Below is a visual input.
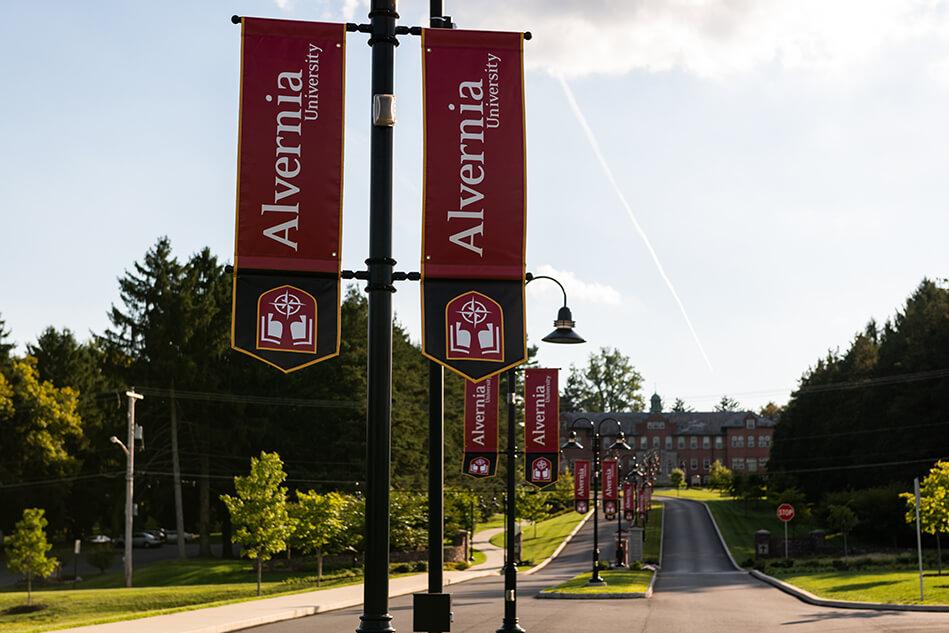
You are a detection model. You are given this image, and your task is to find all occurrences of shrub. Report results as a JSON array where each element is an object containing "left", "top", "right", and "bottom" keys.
[{"left": 86, "top": 544, "right": 116, "bottom": 574}]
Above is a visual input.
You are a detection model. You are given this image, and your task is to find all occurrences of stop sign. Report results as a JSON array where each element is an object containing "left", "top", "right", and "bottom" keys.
[{"left": 777, "top": 503, "right": 795, "bottom": 522}]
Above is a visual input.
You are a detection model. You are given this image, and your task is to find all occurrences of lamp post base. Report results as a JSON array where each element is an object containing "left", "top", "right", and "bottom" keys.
[
  {"left": 497, "top": 621, "right": 526, "bottom": 633},
  {"left": 587, "top": 578, "right": 608, "bottom": 586}
]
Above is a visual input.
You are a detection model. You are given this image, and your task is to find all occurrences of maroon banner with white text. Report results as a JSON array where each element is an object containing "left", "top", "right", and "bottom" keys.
[
  {"left": 524, "top": 368, "right": 559, "bottom": 487},
  {"left": 420, "top": 28, "right": 527, "bottom": 382},
  {"left": 574, "top": 460, "right": 590, "bottom": 514},
  {"left": 623, "top": 481, "right": 634, "bottom": 521},
  {"left": 231, "top": 17, "right": 346, "bottom": 373},
  {"left": 602, "top": 459, "right": 618, "bottom": 519},
  {"left": 463, "top": 376, "right": 498, "bottom": 478}
]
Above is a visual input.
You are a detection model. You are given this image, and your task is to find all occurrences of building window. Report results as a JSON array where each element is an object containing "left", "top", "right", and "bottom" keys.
[
  {"left": 691, "top": 458, "right": 698, "bottom": 470},
  {"left": 703, "top": 458, "right": 711, "bottom": 470},
  {"left": 747, "top": 435, "right": 755, "bottom": 449},
  {"left": 690, "top": 436, "right": 698, "bottom": 449},
  {"left": 731, "top": 435, "right": 744, "bottom": 449},
  {"left": 652, "top": 436, "right": 660, "bottom": 449},
  {"left": 759, "top": 457, "right": 768, "bottom": 469},
  {"left": 715, "top": 436, "right": 723, "bottom": 449},
  {"left": 759, "top": 434, "right": 770, "bottom": 448},
  {"left": 640, "top": 436, "right": 648, "bottom": 449},
  {"left": 747, "top": 459, "right": 757, "bottom": 472},
  {"left": 677, "top": 436, "right": 685, "bottom": 449},
  {"left": 732, "top": 458, "right": 745, "bottom": 470},
  {"left": 703, "top": 436, "right": 710, "bottom": 449},
  {"left": 746, "top": 418, "right": 755, "bottom": 429},
  {"left": 665, "top": 436, "right": 672, "bottom": 450}
]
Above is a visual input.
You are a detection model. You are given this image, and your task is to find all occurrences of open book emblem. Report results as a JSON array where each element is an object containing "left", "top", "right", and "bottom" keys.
[
  {"left": 446, "top": 291, "right": 503, "bottom": 362},
  {"left": 256, "top": 285, "right": 317, "bottom": 354}
]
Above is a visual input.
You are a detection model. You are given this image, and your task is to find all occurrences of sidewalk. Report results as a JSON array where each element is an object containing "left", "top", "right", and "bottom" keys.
[{"left": 56, "top": 532, "right": 504, "bottom": 633}]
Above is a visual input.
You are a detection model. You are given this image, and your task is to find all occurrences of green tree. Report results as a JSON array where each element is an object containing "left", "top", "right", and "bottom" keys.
[
  {"left": 827, "top": 504, "right": 858, "bottom": 557},
  {"left": 0, "top": 313, "right": 14, "bottom": 366},
  {"left": 515, "top": 488, "right": 549, "bottom": 539},
  {"left": 758, "top": 401, "right": 783, "bottom": 419},
  {"left": 669, "top": 468, "right": 685, "bottom": 496},
  {"left": 901, "top": 461, "right": 949, "bottom": 574},
  {"left": 670, "top": 398, "right": 693, "bottom": 413},
  {"left": 715, "top": 395, "right": 742, "bottom": 412},
  {"left": 6, "top": 508, "right": 58, "bottom": 605},
  {"left": 708, "top": 460, "right": 732, "bottom": 493},
  {"left": 0, "top": 358, "right": 83, "bottom": 530},
  {"left": 220, "top": 452, "right": 292, "bottom": 596},
  {"left": 86, "top": 544, "right": 116, "bottom": 575},
  {"left": 289, "top": 490, "right": 346, "bottom": 585},
  {"left": 563, "top": 347, "right": 645, "bottom": 412}
]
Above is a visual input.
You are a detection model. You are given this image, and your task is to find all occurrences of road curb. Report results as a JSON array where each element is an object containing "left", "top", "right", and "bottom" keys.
[
  {"left": 523, "top": 510, "right": 593, "bottom": 575},
  {"left": 536, "top": 590, "right": 647, "bottom": 600},
  {"left": 748, "top": 569, "right": 949, "bottom": 612}
]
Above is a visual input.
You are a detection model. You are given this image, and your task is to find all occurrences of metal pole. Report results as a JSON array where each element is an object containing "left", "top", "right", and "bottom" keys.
[
  {"left": 427, "top": 362, "right": 444, "bottom": 599},
  {"left": 123, "top": 390, "right": 142, "bottom": 588},
  {"left": 590, "top": 432, "right": 604, "bottom": 585},
  {"left": 359, "top": 2, "right": 397, "bottom": 631},
  {"left": 497, "top": 369, "right": 524, "bottom": 633},
  {"left": 170, "top": 386, "right": 186, "bottom": 560},
  {"left": 426, "top": 1, "right": 447, "bottom": 613},
  {"left": 615, "top": 462, "right": 624, "bottom": 568},
  {"left": 784, "top": 521, "right": 788, "bottom": 560},
  {"left": 915, "top": 477, "right": 925, "bottom": 602}
]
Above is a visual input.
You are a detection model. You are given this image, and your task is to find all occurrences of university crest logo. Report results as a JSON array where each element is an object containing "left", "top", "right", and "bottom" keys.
[
  {"left": 256, "top": 285, "right": 317, "bottom": 354},
  {"left": 445, "top": 291, "right": 504, "bottom": 361}
]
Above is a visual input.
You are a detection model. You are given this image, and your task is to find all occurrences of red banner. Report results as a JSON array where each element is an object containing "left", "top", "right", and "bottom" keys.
[
  {"left": 623, "top": 481, "right": 634, "bottom": 521},
  {"left": 574, "top": 460, "right": 590, "bottom": 514},
  {"left": 524, "top": 369, "right": 559, "bottom": 487},
  {"left": 463, "top": 376, "right": 498, "bottom": 478},
  {"left": 420, "top": 28, "right": 528, "bottom": 382},
  {"left": 231, "top": 17, "right": 346, "bottom": 373},
  {"left": 602, "top": 459, "right": 618, "bottom": 518}
]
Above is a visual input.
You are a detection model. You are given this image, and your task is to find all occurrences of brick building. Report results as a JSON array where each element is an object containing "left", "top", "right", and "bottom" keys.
[{"left": 560, "top": 394, "right": 776, "bottom": 485}]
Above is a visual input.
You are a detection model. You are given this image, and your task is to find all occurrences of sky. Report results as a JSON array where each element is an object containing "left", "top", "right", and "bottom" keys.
[{"left": 1, "top": 0, "right": 948, "bottom": 411}]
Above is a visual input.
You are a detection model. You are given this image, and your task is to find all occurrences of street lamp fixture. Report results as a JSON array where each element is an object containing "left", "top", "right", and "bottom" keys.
[
  {"left": 527, "top": 274, "right": 585, "bottom": 345},
  {"left": 561, "top": 417, "right": 630, "bottom": 586}
]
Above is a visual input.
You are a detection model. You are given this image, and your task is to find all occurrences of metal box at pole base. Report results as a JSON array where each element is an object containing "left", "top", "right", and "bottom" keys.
[
  {"left": 628, "top": 527, "right": 644, "bottom": 562},
  {"left": 413, "top": 592, "right": 452, "bottom": 632}
]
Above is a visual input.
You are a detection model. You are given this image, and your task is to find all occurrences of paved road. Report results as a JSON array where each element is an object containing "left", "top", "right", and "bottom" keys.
[{"left": 246, "top": 499, "right": 949, "bottom": 632}]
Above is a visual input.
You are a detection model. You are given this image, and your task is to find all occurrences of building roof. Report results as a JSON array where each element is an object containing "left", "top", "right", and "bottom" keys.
[{"left": 560, "top": 411, "right": 777, "bottom": 436}]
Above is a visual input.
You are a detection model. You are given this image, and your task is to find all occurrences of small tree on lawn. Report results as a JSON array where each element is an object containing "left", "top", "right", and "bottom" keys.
[
  {"left": 7, "top": 508, "right": 58, "bottom": 605},
  {"left": 827, "top": 504, "right": 858, "bottom": 558},
  {"left": 86, "top": 544, "right": 116, "bottom": 575},
  {"left": 289, "top": 490, "right": 346, "bottom": 586},
  {"left": 670, "top": 468, "right": 685, "bottom": 496},
  {"left": 220, "top": 452, "right": 292, "bottom": 596},
  {"left": 708, "top": 460, "right": 732, "bottom": 493},
  {"left": 516, "top": 487, "right": 548, "bottom": 538},
  {"left": 900, "top": 460, "right": 949, "bottom": 575}
]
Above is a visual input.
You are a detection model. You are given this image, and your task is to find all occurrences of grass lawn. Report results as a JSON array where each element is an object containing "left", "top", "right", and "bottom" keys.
[
  {"left": 655, "top": 488, "right": 818, "bottom": 564},
  {"left": 643, "top": 502, "right": 663, "bottom": 564},
  {"left": 0, "top": 558, "right": 381, "bottom": 633},
  {"left": 474, "top": 513, "right": 505, "bottom": 534},
  {"left": 771, "top": 569, "right": 949, "bottom": 605},
  {"left": 541, "top": 569, "right": 653, "bottom": 595},
  {"left": 489, "top": 511, "right": 585, "bottom": 567},
  {"left": 470, "top": 549, "right": 487, "bottom": 566}
]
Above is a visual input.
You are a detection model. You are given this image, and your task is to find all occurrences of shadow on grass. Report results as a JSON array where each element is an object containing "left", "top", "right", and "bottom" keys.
[
  {"left": 826, "top": 579, "right": 901, "bottom": 592},
  {"left": 1, "top": 604, "right": 47, "bottom": 615}
]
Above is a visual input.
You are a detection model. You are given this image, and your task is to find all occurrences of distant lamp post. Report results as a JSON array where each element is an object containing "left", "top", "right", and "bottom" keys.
[
  {"left": 561, "top": 417, "right": 631, "bottom": 585},
  {"left": 110, "top": 389, "right": 143, "bottom": 588}
]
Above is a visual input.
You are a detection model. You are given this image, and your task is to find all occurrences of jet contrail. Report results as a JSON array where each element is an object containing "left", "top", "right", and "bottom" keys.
[{"left": 558, "top": 76, "right": 714, "bottom": 373}]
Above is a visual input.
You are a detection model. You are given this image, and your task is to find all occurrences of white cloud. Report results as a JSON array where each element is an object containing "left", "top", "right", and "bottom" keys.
[
  {"left": 459, "top": 0, "right": 949, "bottom": 79},
  {"left": 529, "top": 264, "right": 622, "bottom": 305}
]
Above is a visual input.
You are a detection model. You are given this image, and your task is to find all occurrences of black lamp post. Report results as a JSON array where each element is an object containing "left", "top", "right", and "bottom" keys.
[
  {"left": 497, "top": 275, "right": 584, "bottom": 633},
  {"left": 561, "top": 417, "right": 631, "bottom": 585}
]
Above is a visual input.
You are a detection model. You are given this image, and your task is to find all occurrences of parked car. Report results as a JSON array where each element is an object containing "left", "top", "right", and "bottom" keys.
[
  {"left": 145, "top": 528, "right": 167, "bottom": 542},
  {"left": 166, "top": 530, "right": 198, "bottom": 544},
  {"left": 87, "top": 534, "right": 112, "bottom": 544},
  {"left": 115, "top": 532, "right": 162, "bottom": 548}
]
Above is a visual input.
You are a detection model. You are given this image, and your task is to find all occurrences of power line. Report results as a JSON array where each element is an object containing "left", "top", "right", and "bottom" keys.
[{"left": 90, "top": 386, "right": 360, "bottom": 409}]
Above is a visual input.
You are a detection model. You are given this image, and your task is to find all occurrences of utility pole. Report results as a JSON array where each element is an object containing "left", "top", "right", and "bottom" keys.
[
  {"left": 359, "top": 1, "right": 397, "bottom": 631},
  {"left": 110, "top": 389, "right": 143, "bottom": 588},
  {"left": 915, "top": 477, "right": 925, "bottom": 602},
  {"left": 170, "top": 386, "right": 186, "bottom": 559}
]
